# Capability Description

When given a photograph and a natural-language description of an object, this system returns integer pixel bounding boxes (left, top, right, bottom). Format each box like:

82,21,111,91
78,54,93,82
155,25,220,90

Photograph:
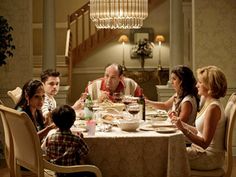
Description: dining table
72,120,191,177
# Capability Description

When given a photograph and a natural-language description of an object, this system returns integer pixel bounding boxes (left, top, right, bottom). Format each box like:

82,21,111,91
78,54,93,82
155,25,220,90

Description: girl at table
146,65,199,126
170,65,227,170
15,79,55,141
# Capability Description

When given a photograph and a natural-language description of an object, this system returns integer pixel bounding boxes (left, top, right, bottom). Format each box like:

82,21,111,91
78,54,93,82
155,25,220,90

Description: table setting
72,96,179,136
71,96,190,177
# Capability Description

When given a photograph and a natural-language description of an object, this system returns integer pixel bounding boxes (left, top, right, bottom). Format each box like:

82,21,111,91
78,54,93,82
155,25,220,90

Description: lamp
90,0,148,29
155,35,165,70
118,35,129,71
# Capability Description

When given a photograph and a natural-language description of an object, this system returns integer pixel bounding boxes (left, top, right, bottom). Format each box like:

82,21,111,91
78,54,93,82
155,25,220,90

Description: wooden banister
65,29,72,99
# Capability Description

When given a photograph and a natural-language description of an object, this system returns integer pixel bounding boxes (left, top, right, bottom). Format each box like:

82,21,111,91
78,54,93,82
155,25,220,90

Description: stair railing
65,2,91,100
65,28,72,99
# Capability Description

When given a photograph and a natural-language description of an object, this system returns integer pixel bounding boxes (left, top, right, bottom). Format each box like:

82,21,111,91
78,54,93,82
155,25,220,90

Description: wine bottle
138,91,145,121
84,93,93,120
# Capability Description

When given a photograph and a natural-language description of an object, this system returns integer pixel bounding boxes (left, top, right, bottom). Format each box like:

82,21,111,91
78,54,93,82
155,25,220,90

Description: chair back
0,105,44,177
0,104,15,177
0,104,103,177
224,93,236,177
7,87,22,105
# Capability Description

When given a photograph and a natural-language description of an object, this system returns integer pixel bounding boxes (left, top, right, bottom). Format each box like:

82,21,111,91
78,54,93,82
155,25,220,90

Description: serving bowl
117,119,140,131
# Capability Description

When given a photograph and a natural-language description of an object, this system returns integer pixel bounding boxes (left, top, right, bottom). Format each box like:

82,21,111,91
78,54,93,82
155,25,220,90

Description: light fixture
90,0,148,29
155,35,165,70
118,35,129,71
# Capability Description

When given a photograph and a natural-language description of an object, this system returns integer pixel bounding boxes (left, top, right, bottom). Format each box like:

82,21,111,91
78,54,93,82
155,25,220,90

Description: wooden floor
1,157,236,177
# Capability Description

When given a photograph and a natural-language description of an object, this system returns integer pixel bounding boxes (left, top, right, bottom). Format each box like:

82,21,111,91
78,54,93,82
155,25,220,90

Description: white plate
156,127,177,133
139,124,155,131
151,120,174,128
71,127,87,132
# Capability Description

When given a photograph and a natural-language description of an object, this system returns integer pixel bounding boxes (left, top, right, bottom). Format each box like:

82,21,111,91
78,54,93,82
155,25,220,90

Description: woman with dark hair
146,65,200,126
15,79,55,141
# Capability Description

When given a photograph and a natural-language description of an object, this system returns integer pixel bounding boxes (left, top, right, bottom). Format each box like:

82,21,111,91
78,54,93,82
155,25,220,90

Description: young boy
43,105,89,177
40,69,60,119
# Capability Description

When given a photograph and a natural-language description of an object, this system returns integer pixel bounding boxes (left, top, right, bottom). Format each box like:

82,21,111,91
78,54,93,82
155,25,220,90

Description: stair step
33,76,68,86
33,55,67,66
33,67,68,76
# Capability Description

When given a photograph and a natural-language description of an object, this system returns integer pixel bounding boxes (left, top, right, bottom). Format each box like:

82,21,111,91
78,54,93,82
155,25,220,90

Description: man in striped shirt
41,69,60,123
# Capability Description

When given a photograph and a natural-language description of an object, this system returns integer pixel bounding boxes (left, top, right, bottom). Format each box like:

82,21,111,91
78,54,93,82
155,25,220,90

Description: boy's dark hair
40,69,60,83
52,105,76,131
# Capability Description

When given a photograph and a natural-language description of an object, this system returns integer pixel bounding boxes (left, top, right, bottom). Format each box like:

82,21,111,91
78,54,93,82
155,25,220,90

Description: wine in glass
113,92,123,103
127,103,140,119
122,95,133,105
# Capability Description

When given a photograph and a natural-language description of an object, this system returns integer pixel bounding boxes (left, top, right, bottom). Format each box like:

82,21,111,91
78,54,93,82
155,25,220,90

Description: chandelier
90,0,148,29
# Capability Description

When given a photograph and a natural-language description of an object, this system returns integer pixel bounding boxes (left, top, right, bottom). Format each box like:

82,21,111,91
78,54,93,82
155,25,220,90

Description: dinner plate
156,127,177,133
71,127,87,132
139,124,155,131
151,120,174,128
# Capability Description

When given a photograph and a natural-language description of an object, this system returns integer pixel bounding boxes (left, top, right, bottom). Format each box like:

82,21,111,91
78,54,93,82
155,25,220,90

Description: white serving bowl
117,119,140,131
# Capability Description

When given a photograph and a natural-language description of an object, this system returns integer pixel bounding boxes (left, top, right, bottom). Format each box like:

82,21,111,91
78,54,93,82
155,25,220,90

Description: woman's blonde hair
197,66,227,99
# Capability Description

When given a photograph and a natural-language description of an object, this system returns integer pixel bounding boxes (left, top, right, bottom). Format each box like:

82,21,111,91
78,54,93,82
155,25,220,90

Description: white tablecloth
80,126,190,177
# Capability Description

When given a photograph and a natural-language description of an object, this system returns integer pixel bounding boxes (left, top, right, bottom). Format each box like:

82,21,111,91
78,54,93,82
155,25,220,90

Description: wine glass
113,92,123,103
127,103,140,119
122,95,131,105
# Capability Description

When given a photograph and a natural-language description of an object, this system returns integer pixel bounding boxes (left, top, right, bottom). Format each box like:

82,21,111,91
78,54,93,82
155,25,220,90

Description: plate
156,127,177,133
139,124,155,131
151,120,174,128
71,127,87,133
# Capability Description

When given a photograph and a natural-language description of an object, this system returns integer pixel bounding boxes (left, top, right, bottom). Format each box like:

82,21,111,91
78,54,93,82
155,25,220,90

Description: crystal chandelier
90,0,148,29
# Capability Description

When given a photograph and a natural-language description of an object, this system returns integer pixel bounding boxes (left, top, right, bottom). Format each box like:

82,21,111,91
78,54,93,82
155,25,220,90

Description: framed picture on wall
130,28,154,44
130,28,154,59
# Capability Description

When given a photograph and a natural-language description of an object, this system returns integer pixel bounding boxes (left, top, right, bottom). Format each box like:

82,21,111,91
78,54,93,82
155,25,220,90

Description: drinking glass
127,103,140,119
113,92,123,103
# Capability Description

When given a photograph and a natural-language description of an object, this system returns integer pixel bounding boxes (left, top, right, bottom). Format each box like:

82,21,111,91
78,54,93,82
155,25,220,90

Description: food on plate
99,100,125,112
103,115,114,121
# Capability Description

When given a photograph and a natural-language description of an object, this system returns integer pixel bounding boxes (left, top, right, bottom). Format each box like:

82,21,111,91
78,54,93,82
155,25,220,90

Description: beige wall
0,0,33,159
0,0,33,104
193,0,236,154
193,0,236,88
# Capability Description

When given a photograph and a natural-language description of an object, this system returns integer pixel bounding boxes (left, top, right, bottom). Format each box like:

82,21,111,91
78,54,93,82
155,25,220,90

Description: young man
40,69,60,118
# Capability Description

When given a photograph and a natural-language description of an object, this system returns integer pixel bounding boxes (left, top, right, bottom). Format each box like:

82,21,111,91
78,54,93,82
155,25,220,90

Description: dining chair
0,102,16,177
7,87,22,105
0,104,102,177
191,93,236,177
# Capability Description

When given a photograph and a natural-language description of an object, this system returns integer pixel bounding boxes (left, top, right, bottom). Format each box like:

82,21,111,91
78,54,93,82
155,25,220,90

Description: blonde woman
170,66,227,170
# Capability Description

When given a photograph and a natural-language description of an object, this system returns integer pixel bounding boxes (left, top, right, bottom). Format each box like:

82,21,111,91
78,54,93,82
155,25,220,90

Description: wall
33,0,89,56
193,0,236,87
193,0,236,154
0,0,33,159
